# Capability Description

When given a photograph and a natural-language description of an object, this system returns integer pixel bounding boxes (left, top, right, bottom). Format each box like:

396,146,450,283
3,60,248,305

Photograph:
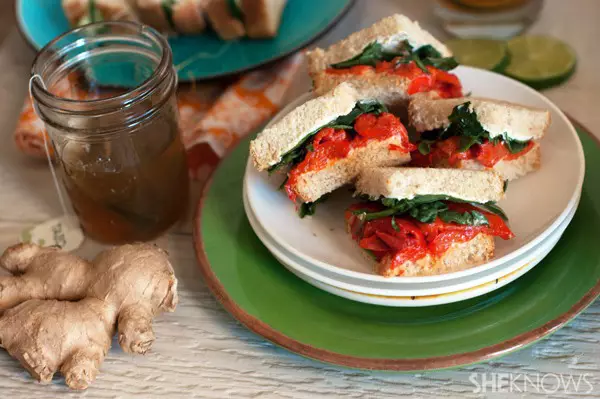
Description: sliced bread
355,167,505,203
376,233,494,277
291,137,411,203
312,70,413,109
250,82,360,171
409,94,551,141
136,0,172,31
206,0,246,40
307,14,452,75
172,0,208,34
458,142,541,181
241,0,286,38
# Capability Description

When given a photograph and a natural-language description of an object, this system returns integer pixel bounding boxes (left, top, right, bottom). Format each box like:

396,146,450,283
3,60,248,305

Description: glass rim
30,21,173,112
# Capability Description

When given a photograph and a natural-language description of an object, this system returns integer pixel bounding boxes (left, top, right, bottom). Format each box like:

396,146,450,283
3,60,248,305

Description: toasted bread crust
377,233,495,277
312,71,412,109
291,137,412,203
408,94,551,141
355,167,505,203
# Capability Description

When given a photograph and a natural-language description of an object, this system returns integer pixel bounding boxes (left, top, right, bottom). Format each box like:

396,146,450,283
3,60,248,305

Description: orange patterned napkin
15,53,304,186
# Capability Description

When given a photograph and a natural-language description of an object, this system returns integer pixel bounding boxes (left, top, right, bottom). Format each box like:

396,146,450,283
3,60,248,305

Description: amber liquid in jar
31,22,189,244
60,119,189,243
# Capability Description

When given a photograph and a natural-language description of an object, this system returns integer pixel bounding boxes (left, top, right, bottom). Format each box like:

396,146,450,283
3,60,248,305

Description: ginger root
0,243,178,390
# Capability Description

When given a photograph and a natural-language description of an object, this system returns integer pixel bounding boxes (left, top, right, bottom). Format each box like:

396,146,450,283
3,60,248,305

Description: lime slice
505,35,576,89
446,38,510,72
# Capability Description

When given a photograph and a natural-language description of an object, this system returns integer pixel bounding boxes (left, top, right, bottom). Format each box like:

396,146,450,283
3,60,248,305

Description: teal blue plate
16,0,353,81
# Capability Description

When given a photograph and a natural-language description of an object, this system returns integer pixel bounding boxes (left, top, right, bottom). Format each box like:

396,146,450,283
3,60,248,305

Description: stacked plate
243,67,585,307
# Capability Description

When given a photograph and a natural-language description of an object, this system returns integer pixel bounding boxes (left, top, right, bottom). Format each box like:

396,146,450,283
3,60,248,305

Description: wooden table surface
0,1,598,398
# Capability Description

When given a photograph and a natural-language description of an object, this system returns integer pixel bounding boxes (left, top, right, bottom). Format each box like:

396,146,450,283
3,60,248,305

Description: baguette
408,94,551,141
206,0,246,40
250,82,360,171
241,0,286,38
307,14,452,76
355,167,505,204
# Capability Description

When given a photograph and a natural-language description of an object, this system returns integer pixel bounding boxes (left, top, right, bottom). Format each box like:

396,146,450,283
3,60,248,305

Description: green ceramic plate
194,121,600,370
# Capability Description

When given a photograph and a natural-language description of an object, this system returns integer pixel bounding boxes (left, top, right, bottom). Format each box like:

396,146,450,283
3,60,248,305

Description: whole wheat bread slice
291,137,411,203
355,167,505,203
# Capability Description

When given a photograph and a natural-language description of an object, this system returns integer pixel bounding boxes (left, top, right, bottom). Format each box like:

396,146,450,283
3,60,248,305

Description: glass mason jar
30,22,189,244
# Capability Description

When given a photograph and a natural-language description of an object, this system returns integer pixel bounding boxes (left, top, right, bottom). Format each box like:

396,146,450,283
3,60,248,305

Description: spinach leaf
418,141,433,155
278,175,288,190
418,101,533,155
298,194,330,218
391,216,400,231
330,41,458,72
412,45,459,72
268,100,388,174
409,201,448,223
478,201,509,221
471,210,490,225
446,102,488,151
363,249,378,260
162,0,177,29
330,42,409,69
351,194,509,226
440,210,489,226
226,0,244,20
415,128,454,155
500,133,531,154
78,0,104,25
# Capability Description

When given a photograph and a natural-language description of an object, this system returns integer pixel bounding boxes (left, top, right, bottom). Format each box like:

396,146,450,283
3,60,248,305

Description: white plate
244,66,585,283
248,200,574,307
245,186,578,297
245,188,578,296
247,192,572,306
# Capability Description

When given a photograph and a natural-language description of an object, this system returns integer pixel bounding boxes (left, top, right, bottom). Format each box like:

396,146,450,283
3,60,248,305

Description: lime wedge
446,38,510,72
505,35,576,89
